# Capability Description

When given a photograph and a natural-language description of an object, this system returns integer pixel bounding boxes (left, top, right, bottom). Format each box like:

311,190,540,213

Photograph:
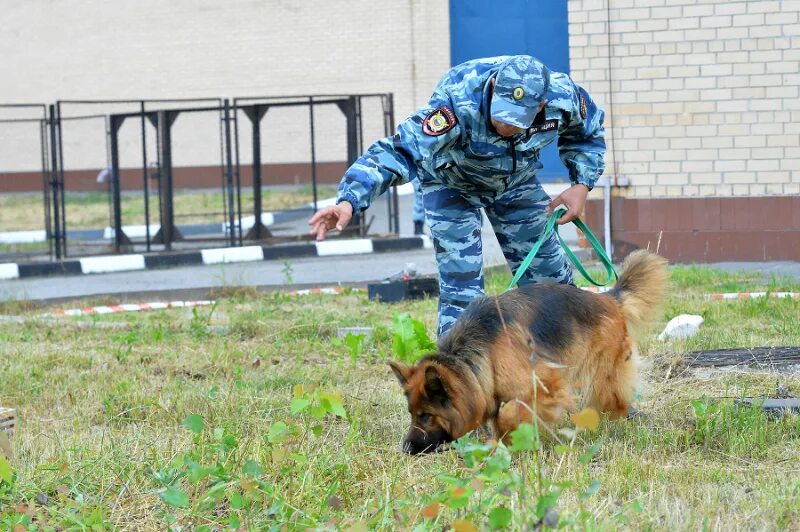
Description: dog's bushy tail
610,250,669,332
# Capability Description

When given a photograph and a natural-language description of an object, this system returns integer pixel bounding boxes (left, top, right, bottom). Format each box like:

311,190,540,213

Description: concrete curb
0,236,434,280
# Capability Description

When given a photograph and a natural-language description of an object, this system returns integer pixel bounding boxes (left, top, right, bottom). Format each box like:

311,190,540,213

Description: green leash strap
506,208,618,291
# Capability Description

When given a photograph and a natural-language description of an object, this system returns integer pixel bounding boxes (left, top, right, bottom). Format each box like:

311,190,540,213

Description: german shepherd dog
389,250,668,454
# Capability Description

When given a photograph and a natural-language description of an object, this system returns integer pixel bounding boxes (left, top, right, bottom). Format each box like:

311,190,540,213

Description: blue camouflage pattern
491,55,551,129
411,177,425,224
335,55,605,335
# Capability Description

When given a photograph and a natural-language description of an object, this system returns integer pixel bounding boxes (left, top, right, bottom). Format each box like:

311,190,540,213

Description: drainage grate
685,347,800,368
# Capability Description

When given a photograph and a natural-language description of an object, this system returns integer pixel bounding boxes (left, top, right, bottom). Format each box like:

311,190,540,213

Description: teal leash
506,208,618,292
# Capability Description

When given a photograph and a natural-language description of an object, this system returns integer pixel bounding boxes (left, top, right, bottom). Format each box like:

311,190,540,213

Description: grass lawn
0,186,338,232
1,265,799,530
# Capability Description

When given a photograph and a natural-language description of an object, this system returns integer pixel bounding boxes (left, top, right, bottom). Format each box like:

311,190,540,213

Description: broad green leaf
187,460,210,483
0,454,13,485
309,405,327,419
267,421,290,444
160,486,190,508
242,459,263,478
181,414,204,435
229,491,244,510
343,333,366,360
319,392,348,418
446,486,471,509
392,313,436,363
412,319,436,351
488,505,513,529
536,487,561,518
392,314,416,362
508,422,539,452
290,397,311,415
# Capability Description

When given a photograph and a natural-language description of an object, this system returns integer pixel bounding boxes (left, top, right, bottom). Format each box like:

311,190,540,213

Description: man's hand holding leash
547,183,589,225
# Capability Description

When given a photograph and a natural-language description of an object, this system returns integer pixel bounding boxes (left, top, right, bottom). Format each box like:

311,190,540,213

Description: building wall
568,0,800,261
0,0,450,179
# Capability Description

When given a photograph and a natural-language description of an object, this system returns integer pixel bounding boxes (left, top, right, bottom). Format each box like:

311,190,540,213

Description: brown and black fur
389,250,668,454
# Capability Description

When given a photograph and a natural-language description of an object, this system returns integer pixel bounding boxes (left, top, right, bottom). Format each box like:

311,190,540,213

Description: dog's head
388,359,468,454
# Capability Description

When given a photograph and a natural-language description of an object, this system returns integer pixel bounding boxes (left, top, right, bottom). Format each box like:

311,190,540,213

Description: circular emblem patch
512,87,525,100
422,106,458,136
428,112,448,132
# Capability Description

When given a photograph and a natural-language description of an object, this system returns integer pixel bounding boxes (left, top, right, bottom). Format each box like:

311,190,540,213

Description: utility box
368,277,439,303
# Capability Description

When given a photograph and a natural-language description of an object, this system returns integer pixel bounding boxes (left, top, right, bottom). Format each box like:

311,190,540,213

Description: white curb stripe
0,263,20,280
201,246,264,264
103,224,161,240
0,230,47,244
316,239,373,256
80,254,146,274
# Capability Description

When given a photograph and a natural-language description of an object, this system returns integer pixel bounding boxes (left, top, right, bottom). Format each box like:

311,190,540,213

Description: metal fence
0,94,397,262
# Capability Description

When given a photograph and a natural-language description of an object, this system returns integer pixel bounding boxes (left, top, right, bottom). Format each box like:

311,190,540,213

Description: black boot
413,221,425,235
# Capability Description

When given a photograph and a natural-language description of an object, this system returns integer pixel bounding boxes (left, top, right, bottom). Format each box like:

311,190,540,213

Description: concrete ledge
80,254,147,274
0,263,20,280
3,236,429,279
201,246,265,264
316,238,373,256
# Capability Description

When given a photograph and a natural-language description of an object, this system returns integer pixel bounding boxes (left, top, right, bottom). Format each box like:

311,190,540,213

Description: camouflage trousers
411,177,425,223
421,177,574,336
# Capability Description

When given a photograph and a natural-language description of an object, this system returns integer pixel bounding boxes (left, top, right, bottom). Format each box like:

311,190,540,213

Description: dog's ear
388,361,411,386
424,366,448,404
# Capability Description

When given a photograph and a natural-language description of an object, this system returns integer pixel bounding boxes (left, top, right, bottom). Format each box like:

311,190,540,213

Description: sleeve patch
579,93,588,119
422,106,457,136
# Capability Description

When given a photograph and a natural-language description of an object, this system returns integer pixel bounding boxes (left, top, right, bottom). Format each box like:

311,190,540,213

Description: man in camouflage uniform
411,178,426,235
309,55,606,336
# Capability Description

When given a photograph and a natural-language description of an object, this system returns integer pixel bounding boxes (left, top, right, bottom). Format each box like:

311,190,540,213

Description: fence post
47,104,64,259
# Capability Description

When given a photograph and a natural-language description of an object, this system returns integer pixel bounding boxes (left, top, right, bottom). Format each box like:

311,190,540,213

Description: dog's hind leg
494,366,574,442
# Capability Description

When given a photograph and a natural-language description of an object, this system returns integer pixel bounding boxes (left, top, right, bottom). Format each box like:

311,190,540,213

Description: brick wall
0,0,450,174
568,0,800,199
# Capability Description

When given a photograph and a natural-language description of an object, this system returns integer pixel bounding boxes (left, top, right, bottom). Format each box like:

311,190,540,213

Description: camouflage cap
490,56,551,129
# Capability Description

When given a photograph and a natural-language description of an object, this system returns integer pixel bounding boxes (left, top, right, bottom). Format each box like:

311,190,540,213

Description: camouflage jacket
336,56,606,212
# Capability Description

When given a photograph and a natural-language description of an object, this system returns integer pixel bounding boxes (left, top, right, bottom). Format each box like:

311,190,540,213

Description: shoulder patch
579,93,588,119
422,106,457,136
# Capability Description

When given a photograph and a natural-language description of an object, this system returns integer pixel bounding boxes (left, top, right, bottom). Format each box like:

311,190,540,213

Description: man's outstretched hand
547,184,589,225
307,201,354,241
